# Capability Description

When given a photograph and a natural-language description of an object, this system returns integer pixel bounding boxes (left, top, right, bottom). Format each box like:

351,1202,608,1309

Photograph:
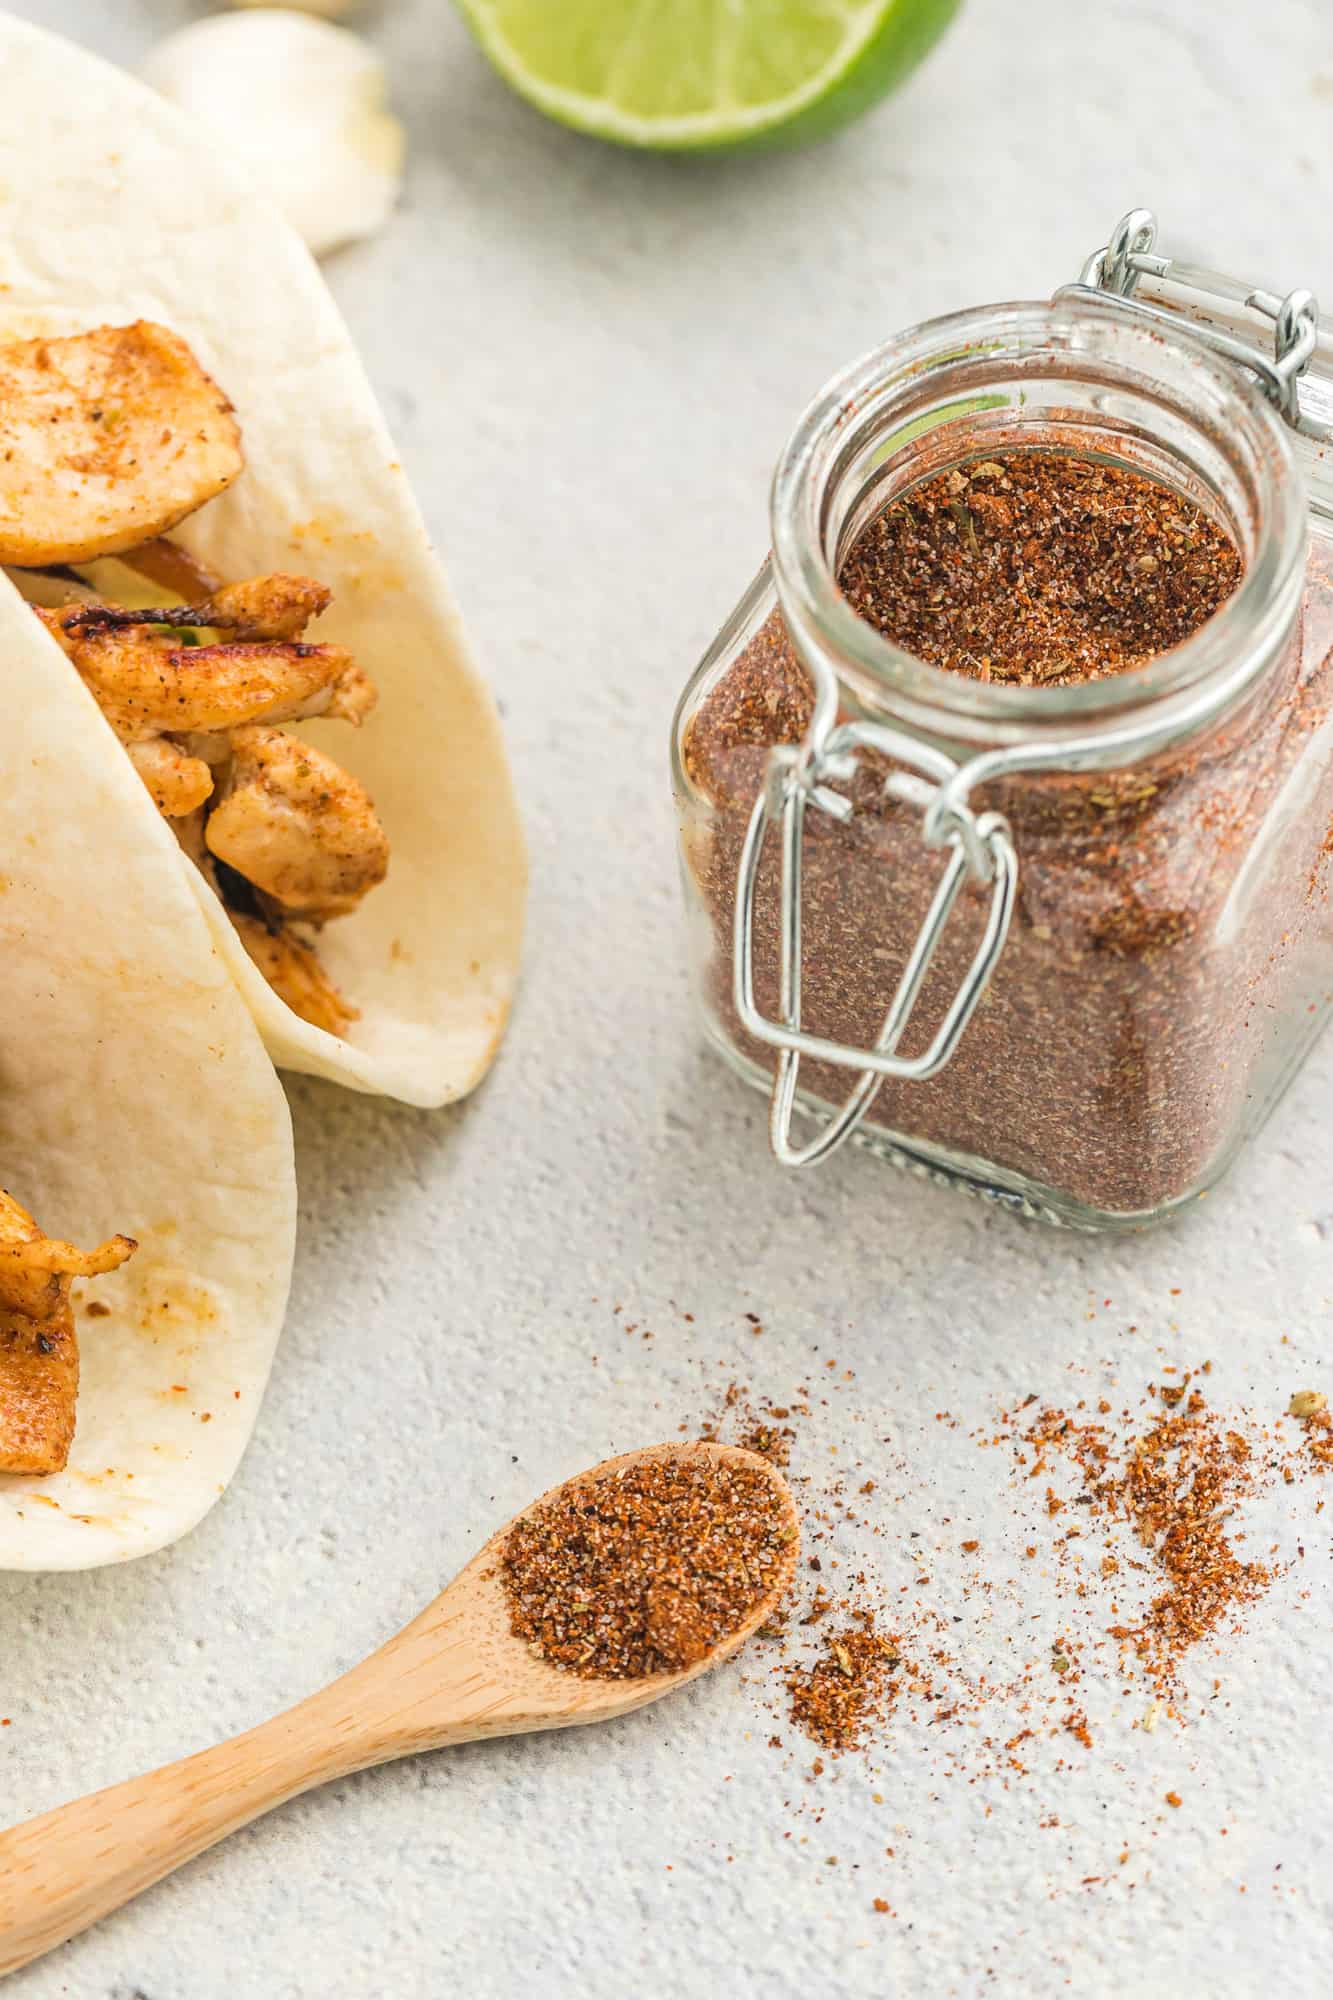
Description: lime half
455,0,964,153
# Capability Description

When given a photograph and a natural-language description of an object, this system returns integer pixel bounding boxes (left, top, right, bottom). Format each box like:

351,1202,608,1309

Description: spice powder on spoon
501,1454,795,1679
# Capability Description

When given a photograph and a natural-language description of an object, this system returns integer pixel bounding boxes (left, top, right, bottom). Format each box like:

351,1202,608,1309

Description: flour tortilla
0,586,296,1571
0,11,526,1109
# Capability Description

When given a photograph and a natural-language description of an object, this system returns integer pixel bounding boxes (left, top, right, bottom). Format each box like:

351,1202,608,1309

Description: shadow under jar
672,241,1333,1231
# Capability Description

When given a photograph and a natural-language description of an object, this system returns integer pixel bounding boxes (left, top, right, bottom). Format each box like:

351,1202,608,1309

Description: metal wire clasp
732,715,1017,1169
1067,208,1327,438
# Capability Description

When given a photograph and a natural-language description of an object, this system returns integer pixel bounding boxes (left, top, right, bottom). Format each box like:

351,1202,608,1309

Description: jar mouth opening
769,299,1306,747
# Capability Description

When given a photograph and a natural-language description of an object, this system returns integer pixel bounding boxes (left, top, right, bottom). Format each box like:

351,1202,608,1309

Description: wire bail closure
731,658,1018,1169
1062,208,1327,439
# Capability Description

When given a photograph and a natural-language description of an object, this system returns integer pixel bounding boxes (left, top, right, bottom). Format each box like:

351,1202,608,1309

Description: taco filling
1,321,390,1039
0,1190,135,1477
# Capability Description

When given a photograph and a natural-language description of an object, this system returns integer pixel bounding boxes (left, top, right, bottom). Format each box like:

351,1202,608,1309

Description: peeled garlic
142,12,403,258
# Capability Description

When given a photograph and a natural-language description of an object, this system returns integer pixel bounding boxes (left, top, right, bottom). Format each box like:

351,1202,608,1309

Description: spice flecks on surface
606,1296,1328,1922
785,1620,905,1751
1008,1382,1275,1705
681,1331,1323,1762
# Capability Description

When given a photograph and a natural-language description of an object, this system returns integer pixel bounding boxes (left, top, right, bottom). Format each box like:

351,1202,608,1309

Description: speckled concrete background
3,2,1332,1994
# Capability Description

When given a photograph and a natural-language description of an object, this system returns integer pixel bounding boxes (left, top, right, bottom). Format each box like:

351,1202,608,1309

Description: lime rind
456,0,963,152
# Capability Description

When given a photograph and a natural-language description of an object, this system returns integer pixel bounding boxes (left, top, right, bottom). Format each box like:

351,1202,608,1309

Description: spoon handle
0,1673,389,1976
0,1584,544,1978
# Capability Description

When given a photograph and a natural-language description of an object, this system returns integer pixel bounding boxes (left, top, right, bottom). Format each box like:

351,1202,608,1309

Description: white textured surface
4,2,1333,1995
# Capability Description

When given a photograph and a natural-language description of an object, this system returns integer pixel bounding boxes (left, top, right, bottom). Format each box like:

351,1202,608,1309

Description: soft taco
0,11,526,1110
0,569,296,1571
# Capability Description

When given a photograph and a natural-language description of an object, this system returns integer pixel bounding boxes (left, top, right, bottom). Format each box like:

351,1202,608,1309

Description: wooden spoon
0,1441,796,1976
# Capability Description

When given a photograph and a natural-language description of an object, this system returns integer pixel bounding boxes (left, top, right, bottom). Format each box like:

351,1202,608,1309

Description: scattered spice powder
694,1376,806,1470
735,1419,794,1468
501,1454,795,1680
1289,1391,1333,1472
622,1308,1326,1915
744,1355,1317,1774
1017,1380,1273,1701
785,1622,903,1752
1062,1708,1094,1750
681,448,1333,1216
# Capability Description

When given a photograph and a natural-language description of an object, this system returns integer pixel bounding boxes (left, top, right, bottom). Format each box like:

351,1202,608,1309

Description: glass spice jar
671,211,1333,1230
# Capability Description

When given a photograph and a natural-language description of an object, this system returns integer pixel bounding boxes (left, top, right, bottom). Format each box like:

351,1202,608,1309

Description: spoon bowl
0,1440,796,1975
384,1440,798,1742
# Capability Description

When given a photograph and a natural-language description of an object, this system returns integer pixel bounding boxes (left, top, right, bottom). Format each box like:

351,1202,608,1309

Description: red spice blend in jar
682,448,1333,1219
838,455,1242,687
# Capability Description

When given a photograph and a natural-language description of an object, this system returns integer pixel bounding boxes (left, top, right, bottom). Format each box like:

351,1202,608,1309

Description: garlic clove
142,12,404,259
231,0,360,15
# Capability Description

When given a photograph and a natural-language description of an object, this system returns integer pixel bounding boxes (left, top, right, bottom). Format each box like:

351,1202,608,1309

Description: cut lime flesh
456,0,964,152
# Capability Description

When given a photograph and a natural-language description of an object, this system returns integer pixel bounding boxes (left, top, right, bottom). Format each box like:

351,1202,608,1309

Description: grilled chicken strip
230,914,360,1037
17,548,382,1036
38,606,374,737
0,307,390,1047
58,573,336,644
93,573,336,642
0,323,242,568
0,1190,136,1476
206,726,390,921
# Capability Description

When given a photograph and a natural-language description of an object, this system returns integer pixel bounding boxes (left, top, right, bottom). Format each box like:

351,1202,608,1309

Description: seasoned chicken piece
127,736,215,817
15,545,388,1024
0,1189,136,1476
0,1193,137,1322
0,1302,79,1477
230,914,359,1037
181,574,334,642
0,322,242,567
63,572,334,645
206,725,389,921
37,607,373,736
